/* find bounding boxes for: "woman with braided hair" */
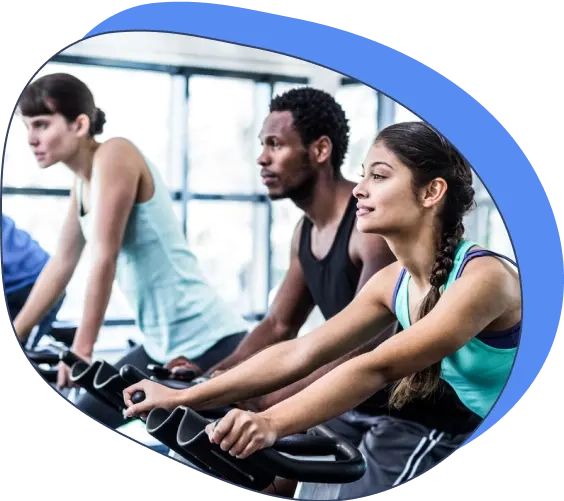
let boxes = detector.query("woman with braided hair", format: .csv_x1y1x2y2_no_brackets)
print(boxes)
124,121,521,496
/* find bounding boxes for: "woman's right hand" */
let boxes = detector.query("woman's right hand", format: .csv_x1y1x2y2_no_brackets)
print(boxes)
123,379,183,418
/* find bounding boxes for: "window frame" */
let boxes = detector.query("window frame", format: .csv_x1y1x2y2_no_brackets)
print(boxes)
3,57,400,327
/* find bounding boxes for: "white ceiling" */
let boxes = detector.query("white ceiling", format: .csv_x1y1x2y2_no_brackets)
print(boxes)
60,31,344,82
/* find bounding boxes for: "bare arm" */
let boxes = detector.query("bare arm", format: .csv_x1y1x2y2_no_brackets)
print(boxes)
250,232,399,410
124,267,397,416
206,218,314,375
264,257,516,438
13,187,85,342
70,139,141,357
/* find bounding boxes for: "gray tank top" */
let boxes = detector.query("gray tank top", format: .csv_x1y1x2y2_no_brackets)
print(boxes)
75,143,248,363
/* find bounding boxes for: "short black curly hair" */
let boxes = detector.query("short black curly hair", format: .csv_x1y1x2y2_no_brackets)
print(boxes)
269,87,350,174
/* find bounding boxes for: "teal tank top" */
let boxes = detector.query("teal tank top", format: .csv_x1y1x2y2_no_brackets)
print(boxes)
75,144,249,363
393,239,519,418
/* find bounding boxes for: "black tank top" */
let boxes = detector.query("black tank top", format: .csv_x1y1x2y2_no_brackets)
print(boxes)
298,196,361,320
297,196,482,435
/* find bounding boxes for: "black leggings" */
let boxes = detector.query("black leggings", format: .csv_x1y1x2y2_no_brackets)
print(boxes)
74,332,246,430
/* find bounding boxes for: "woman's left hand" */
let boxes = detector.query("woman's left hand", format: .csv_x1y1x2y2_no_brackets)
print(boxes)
205,409,278,459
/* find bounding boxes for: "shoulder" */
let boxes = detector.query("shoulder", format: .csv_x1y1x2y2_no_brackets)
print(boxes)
290,215,308,254
96,137,139,155
357,260,404,310
92,138,145,178
456,248,518,294
349,225,396,267
433,246,521,325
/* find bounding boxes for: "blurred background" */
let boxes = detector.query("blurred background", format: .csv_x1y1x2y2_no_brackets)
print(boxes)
1,32,515,357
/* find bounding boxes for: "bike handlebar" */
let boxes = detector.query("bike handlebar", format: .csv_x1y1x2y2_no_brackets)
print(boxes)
132,391,366,490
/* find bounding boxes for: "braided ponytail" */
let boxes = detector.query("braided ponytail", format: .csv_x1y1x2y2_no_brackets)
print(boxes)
374,122,475,408
389,219,464,408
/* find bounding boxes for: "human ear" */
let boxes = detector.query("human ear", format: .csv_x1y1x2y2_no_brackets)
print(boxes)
420,178,448,208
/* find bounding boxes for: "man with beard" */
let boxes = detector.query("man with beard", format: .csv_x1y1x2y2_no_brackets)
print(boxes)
179,88,478,497
207,87,397,387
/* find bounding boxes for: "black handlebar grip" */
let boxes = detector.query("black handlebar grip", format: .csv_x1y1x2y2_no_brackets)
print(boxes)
143,406,366,487
172,368,197,381
119,364,152,385
59,350,86,367
146,364,171,379
131,391,146,404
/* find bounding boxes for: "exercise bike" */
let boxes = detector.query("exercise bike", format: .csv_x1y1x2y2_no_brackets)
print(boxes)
124,370,367,500
55,350,202,453
56,354,368,499
24,320,79,396
25,321,142,401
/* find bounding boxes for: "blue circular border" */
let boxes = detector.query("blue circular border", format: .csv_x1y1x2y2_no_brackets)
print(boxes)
84,2,562,444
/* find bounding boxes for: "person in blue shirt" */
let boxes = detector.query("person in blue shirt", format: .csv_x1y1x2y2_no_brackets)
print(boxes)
14,72,249,430
2,214,65,349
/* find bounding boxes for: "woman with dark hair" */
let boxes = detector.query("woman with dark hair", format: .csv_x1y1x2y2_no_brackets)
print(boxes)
13,72,249,429
124,121,520,495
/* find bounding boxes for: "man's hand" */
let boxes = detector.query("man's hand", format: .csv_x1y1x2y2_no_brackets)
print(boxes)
165,356,202,377
235,396,266,413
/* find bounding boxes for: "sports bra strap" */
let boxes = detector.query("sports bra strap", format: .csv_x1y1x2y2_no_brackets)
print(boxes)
445,239,479,289
455,249,517,280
